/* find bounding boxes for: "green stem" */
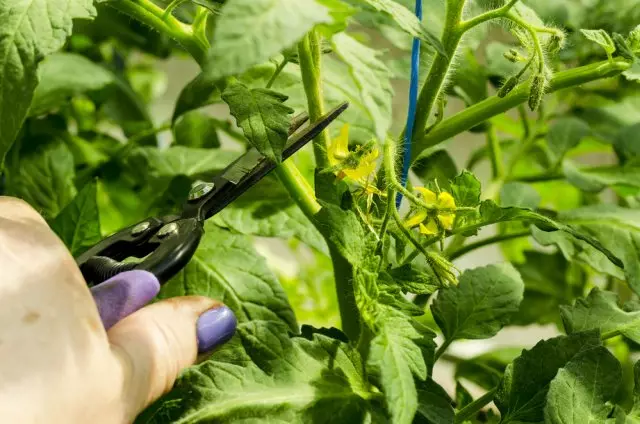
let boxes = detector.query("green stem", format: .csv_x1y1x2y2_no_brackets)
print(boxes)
454,388,497,423
459,0,519,32
434,338,452,362
602,329,622,340
414,59,631,161
266,59,289,89
486,124,504,179
409,2,465,140
107,0,207,65
448,231,531,260
274,162,321,217
298,31,331,168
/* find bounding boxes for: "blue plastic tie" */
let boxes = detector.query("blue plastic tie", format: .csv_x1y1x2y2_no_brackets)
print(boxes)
396,0,422,208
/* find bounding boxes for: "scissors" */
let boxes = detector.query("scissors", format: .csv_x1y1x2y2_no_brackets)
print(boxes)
77,102,349,287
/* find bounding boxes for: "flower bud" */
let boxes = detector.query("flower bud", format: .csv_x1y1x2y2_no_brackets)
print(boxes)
528,74,545,111
497,76,519,98
546,32,565,56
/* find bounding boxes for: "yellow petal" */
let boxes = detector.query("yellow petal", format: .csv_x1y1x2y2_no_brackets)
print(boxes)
437,191,456,209
330,124,350,163
415,187,437,206
438,213,455,230
419,220,439,235
405,210,428,228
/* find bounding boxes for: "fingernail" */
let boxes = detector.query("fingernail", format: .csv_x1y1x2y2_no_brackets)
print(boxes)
90,270,160,330
196,306,237,353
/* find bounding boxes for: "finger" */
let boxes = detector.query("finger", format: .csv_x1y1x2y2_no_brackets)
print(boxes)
90,270,160,330
108,297,236,419
0,196,47,224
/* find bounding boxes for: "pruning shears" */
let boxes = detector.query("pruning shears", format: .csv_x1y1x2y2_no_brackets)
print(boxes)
77,102,349,287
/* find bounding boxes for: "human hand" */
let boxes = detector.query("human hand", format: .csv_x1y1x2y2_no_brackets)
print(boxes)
0,197,237,423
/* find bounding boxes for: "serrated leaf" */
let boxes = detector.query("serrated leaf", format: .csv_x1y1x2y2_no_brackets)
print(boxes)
495,331,602,423
387,264,439,295
0,0,96,169
331,32,394,141
431,263,524,341
357,0,446,56
173,110,221,149
159,222,297,329
415,379,454,424
4,136,77,219
563,160,640,193
623,62,640,82
137,322,376,423
50,182,101,257
532,205,640,295
205,0,333,81
581,29,616,55
629,24,640,54
29,53,113,116
547,117,591,162
561,288,640,343
544,347,622,424
368,313,427,424
212,177,328,254
222,83,293,162
450,171,481,207
125,146,240,181
315,201,367,266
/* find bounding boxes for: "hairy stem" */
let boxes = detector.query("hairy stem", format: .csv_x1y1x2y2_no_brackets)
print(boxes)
459,0,519,32
298,31,331,169
454,388,497,423
266,59,289,89
107,0,207,65
413,59,631,161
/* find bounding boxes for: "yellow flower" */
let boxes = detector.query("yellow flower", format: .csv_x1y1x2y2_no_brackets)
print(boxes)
405,187,456,235
327,124,379,184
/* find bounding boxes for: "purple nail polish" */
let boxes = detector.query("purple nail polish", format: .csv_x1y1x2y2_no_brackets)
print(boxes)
196,306,237,353
90,270,160,330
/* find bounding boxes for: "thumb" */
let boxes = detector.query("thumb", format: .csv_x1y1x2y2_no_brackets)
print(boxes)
107,296,237,420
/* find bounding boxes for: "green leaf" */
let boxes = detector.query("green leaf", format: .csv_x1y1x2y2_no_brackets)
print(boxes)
513,251,584,327
212,177,328,254
447,47,488,106
315,201,366,266
368,312,427,424
0,0,96,169
331,32,394,141
581,29,616,55
500,182,541,209
125,146,240,181
455,382,474,410
623,61,640,82
545,347,622,424
205,0,333,80
495,331,602,423
387,264,439,295
222,83,293,162
449,170,482,207
628,24,640,54
357,0,446,56
532,205,640,294
159,222,297,330
173,110,221,149
50,182,101,257
137,322,376,423
431,263,524,341
455,347,523,390
563,160,640,193
30,53,113,116
4,136,77,219
547,117,591,162
415,379,455,424
561,288,640,343
412,150,458,192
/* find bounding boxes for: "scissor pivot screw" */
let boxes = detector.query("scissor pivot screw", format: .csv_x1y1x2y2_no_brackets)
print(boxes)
188,182,215,201
131,221,150,236
157,223,179,238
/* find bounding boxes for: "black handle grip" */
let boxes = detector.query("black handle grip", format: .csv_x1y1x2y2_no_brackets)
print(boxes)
80,256,139,286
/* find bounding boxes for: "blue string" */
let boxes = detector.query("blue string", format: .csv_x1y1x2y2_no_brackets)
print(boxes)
396,0,422,208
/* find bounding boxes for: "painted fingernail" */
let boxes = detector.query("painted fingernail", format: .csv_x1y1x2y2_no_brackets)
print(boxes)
196,306,237,353
90,270,160,330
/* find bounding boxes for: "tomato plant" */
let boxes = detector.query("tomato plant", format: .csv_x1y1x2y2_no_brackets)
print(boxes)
3,0,640,422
